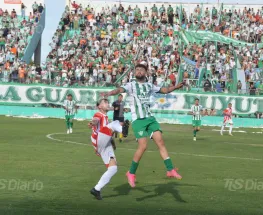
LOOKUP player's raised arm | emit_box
[88,117,100,128]
[100,87,126,97]
[159,82,184,94]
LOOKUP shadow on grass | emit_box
[103,182,151,199]
[104,182,197,203]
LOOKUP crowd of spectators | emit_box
[0,2,44,83]
[1,2,263,95]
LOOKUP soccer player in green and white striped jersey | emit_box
[101,63,184,188]
[63,94,78,134]
[190,98,203,141]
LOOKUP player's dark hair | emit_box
[195,98,199,101]
[135,64,148,71]
[96,98,109,107]
[67,94,72,97]
[118,94,123,97]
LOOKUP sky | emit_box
[41,0,66,62]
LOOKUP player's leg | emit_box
[65,116,70,134]
[192,120,197,140]
[151,131,182,179]
[113,116,118,138]
[118,117,125,143]
[195,120,201,140]
[220,121,226,135]
[126,137,148,187]
[229,121,233,136]
[69,115,74,133]
[126,119,148,187]
[90,128,118,200]
[193,126,197,141]
[149,117,182,179]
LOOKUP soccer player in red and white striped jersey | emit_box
[89,98,122,200]
[220,103,233,136]
[90,109,109,152]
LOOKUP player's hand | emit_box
[100,92,109,97]
[175,82,184,89]
[88,122,93,128]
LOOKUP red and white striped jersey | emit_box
[91,112,109,150]
[223,107,232,122]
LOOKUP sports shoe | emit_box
[126,171,136,188]
[90,188,102,200]
[70,128,73,133]
[229,133,233,136]
[167,169,182,180]
[67,129,70,134]
[220,132,223,136]
[193,137,196,141]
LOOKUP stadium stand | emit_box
[1,2,263,95]
[0,2,44,83]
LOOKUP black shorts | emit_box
[113,116,124,123]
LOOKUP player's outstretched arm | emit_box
[88,118,100,128]
[159,83,184,94]
[100,87,125,97]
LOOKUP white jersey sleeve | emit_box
[121,82,132,94]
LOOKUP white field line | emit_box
[46,133,262,161]
[212,129,247,133]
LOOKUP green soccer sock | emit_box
[66,120,70,129]
[164,157,174,171]
[193,130,197,137]
[70,122,73,128]
[129,161,139,174]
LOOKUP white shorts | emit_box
[224,119,233,124]
[96,129,116,165]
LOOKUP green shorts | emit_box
[65,115,75,122]
[132,116,162,139]
[192,120,201,127]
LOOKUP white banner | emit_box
[0,84,263,114]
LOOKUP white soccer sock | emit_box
[229,125,233,134]
[220,125,225,133]
[94,166,118,191]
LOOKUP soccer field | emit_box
[0,116,262,215]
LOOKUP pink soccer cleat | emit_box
[167,168,182,180]
[126,171,136,188]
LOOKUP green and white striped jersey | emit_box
[63,100,76,116]
[191,105,203,120]
[121,81,161,121]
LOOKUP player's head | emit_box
[195,98,199,105]
[228,103,232,108]
[97,98,110,112]
[135,64,148,81]
[67,94,73,101]
[118,94,123,102]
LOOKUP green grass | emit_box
[0,116,263,215]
